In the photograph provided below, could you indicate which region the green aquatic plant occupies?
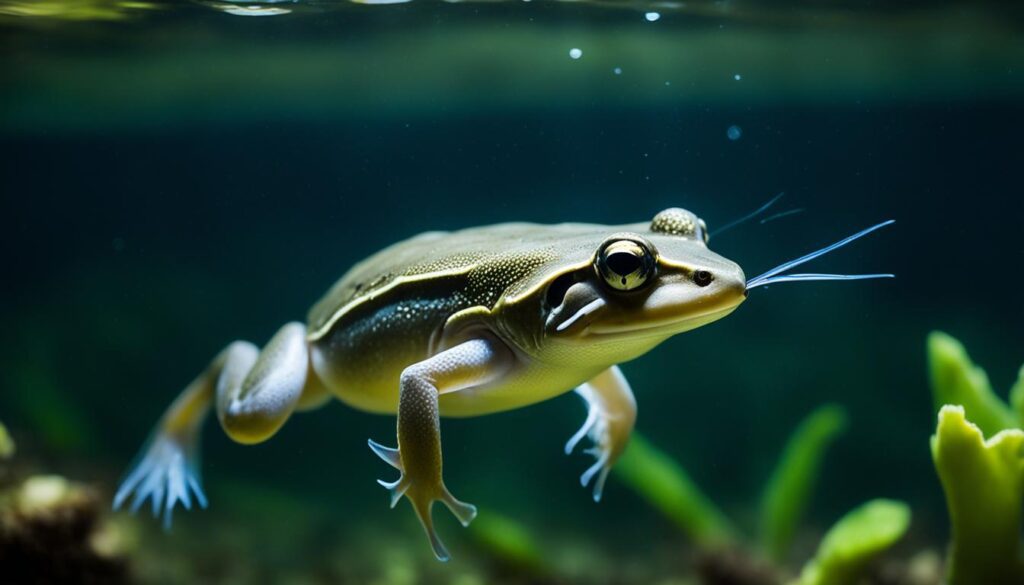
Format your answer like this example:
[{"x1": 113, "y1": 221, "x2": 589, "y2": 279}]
[
  {"x1": 927, "y1": 331, "x2": 1023, "y2": 436},
  {"x1": 615, "y1": 403, "x2": 903, "y2": 577},
  {"x1": 0, "y1": 421, "x2": 14, "y2": 460},
  {"x1": 931, "y1": 405, "x2": 1024, "y2": 585},
  {"x1": 615, "y1": 432, "x2": 736, "y2": 547},
  {"x1": 3, "y1": 337, "x2": 100, "y2": 454},
  {"x1": 467, "y1": 510, "x2": 549, "y2": 575},
  {"x1": 759, "y1": 405, "x2": 847, "y2": 563},
  {"x1": 927, "y1": 332, "x2": 1024, "y2": 585},
  {"x1": 617, "y1": 405, "x2": 846, "y2": 554},
  {"x1": 793, "y1": 499, "x2": 910, "y2": 585}
]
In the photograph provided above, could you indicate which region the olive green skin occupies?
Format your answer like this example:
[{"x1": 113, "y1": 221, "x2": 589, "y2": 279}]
[{"x1": 307, "y1": 215, "x2": 747, "y2": 417}]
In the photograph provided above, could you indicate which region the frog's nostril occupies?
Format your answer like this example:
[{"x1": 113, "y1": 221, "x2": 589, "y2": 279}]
[{"x1": 693, "y1": 270, "x2": 714, "y2": 287}]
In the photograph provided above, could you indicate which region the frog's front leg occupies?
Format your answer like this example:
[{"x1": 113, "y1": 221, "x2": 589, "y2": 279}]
[
  {"x1": 564, "y1": 365, "x2": 637, "y2": 502},
  {"x1": 368, "y1": 336, "x2": 513, "y2": 561}
]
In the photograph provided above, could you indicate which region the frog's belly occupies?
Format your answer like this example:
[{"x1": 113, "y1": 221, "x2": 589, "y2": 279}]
[
  {"x1": 309, "y1": 304, "x2": 601, "y2": 416},
  {"x1": 316, "y1": 342, "x2": 598, "y2": 417},
  {"x1": 436, "y1": 362, "x2": 604, "y2": 417}
]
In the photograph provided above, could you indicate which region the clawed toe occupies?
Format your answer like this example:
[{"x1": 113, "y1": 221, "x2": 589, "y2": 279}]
[{"x1": 368, "y1": 438, "x2": 402, "y2": 469}]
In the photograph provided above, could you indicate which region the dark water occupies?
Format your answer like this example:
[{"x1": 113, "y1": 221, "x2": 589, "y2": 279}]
[{"x1": 1, "y1": 1, "x2": 1023, "y2": 582}]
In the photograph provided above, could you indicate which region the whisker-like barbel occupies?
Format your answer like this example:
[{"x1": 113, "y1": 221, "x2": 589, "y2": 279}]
[
  {"x1": 114, "y1": 204, "x2": 891, "y2": 562},
  {"x1": 759, "y1": 208, "x2": 805, "y2": 225},
  {"x1": 747, "y1": 272, "x2": 894, "y2": 290},
  {"x1": 712, "y1": 192, "x2": 785, "y2": 237},
  {"x1": 746, "y1": 219, "x2": 895, "y2": 289}
]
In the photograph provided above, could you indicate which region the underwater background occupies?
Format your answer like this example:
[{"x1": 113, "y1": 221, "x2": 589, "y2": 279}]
[{"x1": 1, "y1": 1, "x2": 1023, "y2": 583}]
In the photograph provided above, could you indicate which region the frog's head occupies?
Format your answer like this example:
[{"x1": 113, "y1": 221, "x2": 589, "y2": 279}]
[{"x1": 536, "y1": 208, "x2": 746, "y2": 363}]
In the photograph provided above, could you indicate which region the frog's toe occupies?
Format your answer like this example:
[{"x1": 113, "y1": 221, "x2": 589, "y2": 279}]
[
  {"x1": 368, "y1": 439, "x2": 411, "y2": 508},
  {"x1": 564, "y1": 405, "x2": 598, "y2": 455},
  {"x1": 440, "y1": 486, "x2": 477, "y2": 527},
  {"x1": 113, "y1": 434, "x2": 206, "y2": 530},
  {"x1": 377, "y1": 476, "x2": 410, "y2": 508},
  {"x1": 408, "y1": 485, "x2": 477, "y2": 562},
  {"x1": 368, "y1": 438, "x2": 402, "y2": 469},
  {"x1": 368, "y1": 438, "x2": 476, "y2": 561},
  {"x1": 579, "y1": 447, "x2": 612, "y2": 503}
]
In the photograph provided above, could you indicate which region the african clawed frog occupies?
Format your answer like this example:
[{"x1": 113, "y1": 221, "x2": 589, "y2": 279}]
[{"x1": 114, "y1": 207, "x2": 892, "y2": 560}]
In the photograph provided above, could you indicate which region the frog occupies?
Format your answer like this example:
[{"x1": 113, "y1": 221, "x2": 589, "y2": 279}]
[{"x1": 114, "y1": 207, "x2": 892, "y2": 561}]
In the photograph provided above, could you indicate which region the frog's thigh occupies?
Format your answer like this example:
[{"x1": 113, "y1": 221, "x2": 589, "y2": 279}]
[
  {"x1": 216, "y1": 322, "x2": 309, "y2": 445},
  {"x1": 369, "y1": 336, "x2": 514, "y2": 561},
  {"x1": 565, "y1": 365, "x2": 637, "y2": 502}
]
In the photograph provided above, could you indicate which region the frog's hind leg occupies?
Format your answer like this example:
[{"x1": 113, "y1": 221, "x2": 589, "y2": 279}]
[
  {"x1": 368, "y1": 336, "x2": 514, "y2": 561},
  {"x1": 564, "y1": 366, "x2": 637, "y2": 502},
  {"x1": 115, "y1": 322, "x2": 314, "y2": 528},
  {"x1": 113, "y1": 369, "x2": 213, "y2": 529},
  {"x1": 213, "y1": 322, "x2": 308, "y2": 445}
]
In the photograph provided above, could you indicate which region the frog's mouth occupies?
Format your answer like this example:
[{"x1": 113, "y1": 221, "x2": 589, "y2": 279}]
[
  {"x1": 586, "y1": 304, "x2": 741, "y2": 339},
  {"x1": 550, "y1": 276, "x2": 746, "y2": 342}
]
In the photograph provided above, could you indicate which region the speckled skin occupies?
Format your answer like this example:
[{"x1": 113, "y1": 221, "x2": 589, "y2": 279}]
[
  {"x1": 116, "y1": 207, "x2": 749, "y2": 561},
  {"x1": 116, "y1": 208, "x2": 896, "y2": 561},
  {"x1": 309, "y1": 209, "x2": 747, "y2": 559},
  {"x1": 308, "y1": 214, "x2": 747, "y2": 417}
]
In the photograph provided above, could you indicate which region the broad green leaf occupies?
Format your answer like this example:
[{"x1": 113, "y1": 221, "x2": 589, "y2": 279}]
[
  {"x1": 931, "y1": 405, "x2": 1024, "y2": 585},
  {"x1": 1009, "y1": 365, "x2": 1024, "y2": 426},
  {"x1": 795, "y1": 499, "x2": 910, "y2": 585},
  {"x1": 927, "y1": 331, "x2": 1017, "y2": 436}
]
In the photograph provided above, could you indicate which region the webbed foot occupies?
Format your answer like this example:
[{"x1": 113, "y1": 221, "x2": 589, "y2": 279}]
[
  {"x1": 113, "y1": 434, "x2": 207, "y2": 530},
  {"x1": 368, "y1": 438, "x2": 477, "y2": 561}
]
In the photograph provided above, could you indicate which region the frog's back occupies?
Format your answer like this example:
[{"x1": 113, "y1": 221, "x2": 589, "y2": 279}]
[{"x1": 308, "y1": 222, "x2": 606, "y2": 339}]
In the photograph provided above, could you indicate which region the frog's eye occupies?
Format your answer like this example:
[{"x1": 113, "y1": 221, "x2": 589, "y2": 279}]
[{"x1": 597, "y1": 239, "x2": 656, "y2": 292}]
